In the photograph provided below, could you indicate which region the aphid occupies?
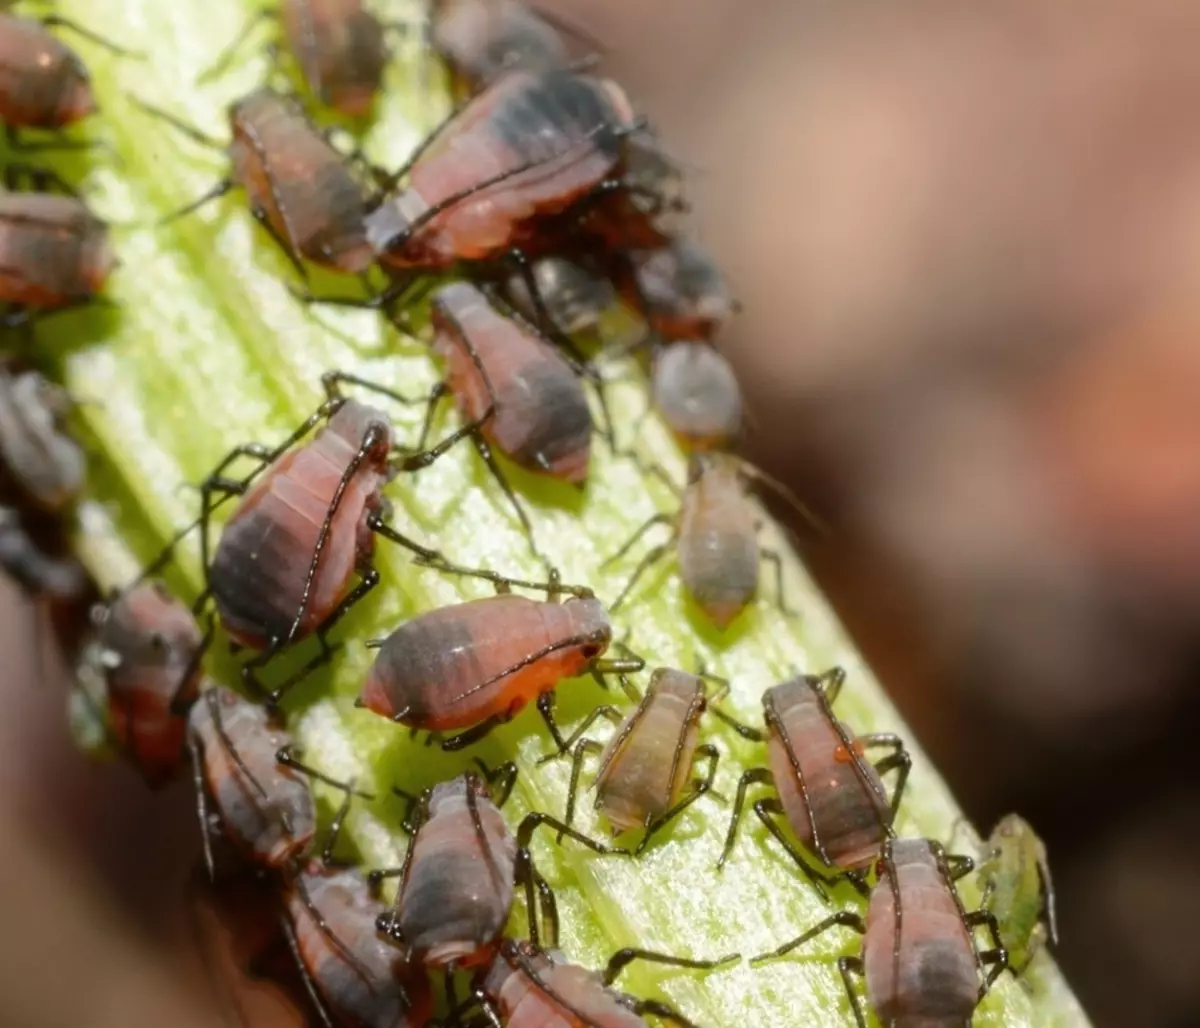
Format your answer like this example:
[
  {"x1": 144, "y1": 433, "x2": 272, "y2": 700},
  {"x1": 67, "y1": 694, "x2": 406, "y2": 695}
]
[
  {"x1": 751, "y1": 838, "x2": 1008, "y2": 1028},
  {"x1": 616, "y1": 239, "x2": 737, "y2": 344},
  {"x1": 0, "y1": 10, "x2": 128, "y2": 135},
  {"x1": 199, "y1": 371, "x2": 441, "y2": 701},
  {"x1": 187, "y1": 684, "x2": 318, "y2": 877},
  {"x1": 716, "y1": 668, "x2": 909, "y2": 898},
  {"x1": 465, "y1": 938, "x2": 738, "y2": 1028},
  {"x1": 0, "y1": 367, "x2": 85, "y2": 510},
  {"x1": 975, "y1": 814, "x2": 1058, "y2": 977},
  {"x1": 135, "y1": 88, "x2": 373, "y2": 275},
  {"x1": 552, "y1": 668, "x2": 759, "y2": 854},
  {"x1": 371, "y1": 763, "x2": 621, "y2": 972},
  {"x1": 583, "y1": 126, "x2": 686, "y2": 252},
  {"x1": 0, "y1": 191, "x2": 115, "y2": 325},
  {"x1": 205, "y1": 1, "x2": 391, "y2": 119},
  {"x1": 605, "y1": 452, "x2": 819, "y2": 628},
  {"x1": 358, "y1": 562, "x2": 643, "y2": 751},
  {"x1": 650, "y1": 342, "x2": 742, "y2": 451},
  {"x1": 364, "y1": 68, "x2": 649, "y2": 282},
  {"x1": 74, "y1": 581, "x2": 209, "y2": 787},
  {"x1": 505, "y1": 255, "x2": 617, "y2": 340},
  {"x1": 0, "y1": 503, "x2": 85, "y2": 600}
]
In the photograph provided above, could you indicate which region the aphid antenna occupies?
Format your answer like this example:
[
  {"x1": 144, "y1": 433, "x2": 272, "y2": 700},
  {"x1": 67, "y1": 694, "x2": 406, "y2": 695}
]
[
  {"x1": 36, "y1": 13, "x2": 145, "y2": 57},
  {"x1": 931, "y1": 842, "x2": 1010, "y2": 991},
  {"x1": 747, "y1": 909, "x2": 865, "y2": 966},
  {"x1": 472, "y1": 758, "x2": 519, "y2": 806},
  {"x1": 130, "y1": 99, "x2": 226, "y2": 151},
  {"x1": 600, "y1": 947, "x2": 740, "y2": 988},
  {"x1": 536, "y1": 703, "x2": 621, "y2": 765},
  {"x1": 275, "y1": 744, "x2": 376, "y2": 801},
  {"x1": 195, "y1": 8, "x2": 275, "y2": 85},
  {"x1": 736, "y1": 457, "x2": 828, "y2": 536},
  {"x1": 411, "y1": 556, "x2": 594, "y2": 600}
]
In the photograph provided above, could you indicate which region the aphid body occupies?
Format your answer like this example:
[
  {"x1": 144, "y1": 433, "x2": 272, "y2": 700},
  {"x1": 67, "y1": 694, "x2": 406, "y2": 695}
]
[
  {"x1": 366, "y1": 69, "x2": 637, "y2": 269},
  {"x1": 976, "y1": 814, "x2": 1057, "y2": 975},
  {"x1": 360, "y1": 591, "x2": 611, "y2": 732},
  {"x1": 432, "y1": 281, "x2": 593, "y2": 483},
  {"x1": 284, "y1": 862, "x2": 431, "y2": 1027},
  {"x1": 209, "y1": 398, "x2": 393, "y2": 651},
  {"x1": 280, "y1": 0, "x2": 389, "y2": 118},
  {"x1": 77, "y1": 582, "x2": 205, "y2": 787},
  {"x1": 506, "y1": 255, "x2": 617, "y2": 337},
  {"x1": 188, "y1": 686, "x2": 316, "y2": 869},
  {"x1": 391, "y1": 773, "x2": 516, "y2": 968},
  {"x1": 864, "y1": 839, "x2": 981, "y2": 1027},
  {"x1": 651, "y1": 342, "x2": 741, "y2": 450},
  {"x1": 0, "y1": 14, "x2": 94, "y2": 129},
  {"x1": 429, "y1": 0, "x2": 570, "y2": 94},
  {"x1": 621, "y1": 240, "x2": 734, "y2": 343},
  {"x1": 0, "y1": 193, "x2": 114, "y2": 311},
  {"x1": 227, "y1": 89, "x2": 374, "y2": 272},
  {"x1": 0, "y1": 369, "x2": 85, "y2": 510}
]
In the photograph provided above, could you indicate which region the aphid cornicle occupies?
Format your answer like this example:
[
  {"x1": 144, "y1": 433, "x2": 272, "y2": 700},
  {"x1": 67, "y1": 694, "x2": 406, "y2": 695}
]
[
  {"x1": 74, "y1": 581, "x2": 208, "y2": 787},
  {"x1": 716, "y1": 668, "x2": 910, "y2": 898},
  {"x1": 200, "y1": 371, "x2": 441, "y2": 702},
  {"x1": 466, "y1": 938, "x2": 738, "y2": 1028},
  {"x1": 551, "y1": 668, "x2": 758, "y2": 854},
  {"x1": 975, "y1": 813, "x2": 1059, "y2": 977},
  {"x1": 0, "y1": 192, "x2": 115, "y2": 323},
  {"x1": 752, "y1": 838, "x2": 1008, "y2": 1028},
  {"x1": 370, "y1": 764, "x2": 621, "y2": 971},
  {"x1": 357, "y1": 563, "x2": 643, "y2": 751},
  {"x1": 0, "y1": 368, "x2": 86, "y2": 510},
  {"x1": 136, "y1": 88, "x2": 373, "y2": 275},
  {"x1": 605, "y1": 452, "x2": 816, "y2": 628}
]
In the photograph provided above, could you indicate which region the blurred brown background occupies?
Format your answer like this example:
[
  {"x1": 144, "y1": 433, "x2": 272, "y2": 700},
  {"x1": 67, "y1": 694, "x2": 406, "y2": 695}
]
[{"x1": 3, "y1": 1, "x2": 1200, "y2": 1025}]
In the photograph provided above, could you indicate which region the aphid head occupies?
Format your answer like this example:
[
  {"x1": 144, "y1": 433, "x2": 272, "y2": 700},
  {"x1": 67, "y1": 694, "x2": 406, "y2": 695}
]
[
  {"x1": 109, "y1": 580, "x2": 205, "y2": 673},
  {"x1": 565, "y1": 596, "x2": 612, "y2": 658},
  {"x1": 326, "y1": 399, "x2": 395, "y2": 467}
]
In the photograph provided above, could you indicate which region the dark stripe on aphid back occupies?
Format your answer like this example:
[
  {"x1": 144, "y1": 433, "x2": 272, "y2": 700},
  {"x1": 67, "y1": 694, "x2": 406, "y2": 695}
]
[
  {"x1": 490, "y1": 71, "x2": 621, "y2": 167},
  {"x1": 503, "y1": 357, "x2": 591, "y2": 470}
]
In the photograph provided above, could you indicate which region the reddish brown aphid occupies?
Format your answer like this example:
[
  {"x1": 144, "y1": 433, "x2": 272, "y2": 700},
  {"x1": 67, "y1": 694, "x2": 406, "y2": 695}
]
[
  {"x1": 187, "y1": 685, "x2": 318, "y2": 876},
  {"x1": 371, "y1": 763, "x2": 620, "y2": 971},
  {"x1": 364, "y1": 68, "x2": 641, "y2": 273},
  {"x1": 468, "y1": 939, "x2": 738, "y2": 1028},
  {"x1": 0, "y1": 13, "x2": 105, "y2": 131},
  {"x1": 617, "y1": 239, "x2": 736, "y2": 344},
  {"x1": 137, "y1": 88, "x2": 373, "y2": 275},
  {"x1": 74, "y1": 581, "x2": 209, "y2": 787},
  {"x1": 583, "y1": 126, "x2": 686, "y2": 252},
  {"x1": 282, "y1": 862, "x2": 432, "y2": 1028},
  {"x1": 0, "y1": 368, "x2": 85, "y2": 510},
  {"x1": 716, "y1": 668, "x2": 910, "y2": 899},
  {"x1": 751, "y1": 838, "x2": 1008, "y2": 1028},
  {"x1": 553, "y1": 668, "x2": 757, "y2": 854},
  {"x1": 200, "y1": 371, "x2": 441, "y2": 701},
  {"x1": 650, "y1": 342, "x2": 742, "y2": 451},
  {"x1": 0, "y1": 192, "x2": 115, "y2": 322},
  {"x1": 506, "y1": 255, "x2": 618, "y2": 339},
  {"x1": 605, "y1": 452, "x2": 818, "y2": 628},
  {"x1": 358, "y1": 563, "x2": 643, "y2": 751}
]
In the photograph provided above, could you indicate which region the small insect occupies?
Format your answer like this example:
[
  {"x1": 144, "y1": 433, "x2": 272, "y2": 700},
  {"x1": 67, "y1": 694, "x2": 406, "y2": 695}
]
[
  {"x1": 370, "y1": 763, "x2": 621, "y2": 973},
  {"x1": 74, "y1": 581, "x2": 209, "y2": 787},
  {"x1": 0, "y1": 9, "x2": 129, "y2": 135},
  {"x1": 974, "y1": 814, "x2": 1058, "y2": 977},
  {"x1": 650, "y1": 342, "x2": 742, "y2": 451},
  {"x1": 134, "y1": 88, "x2": 374, "y2": 276},
  {"x1": 616, "y1": 239, "x2": 736, "y2": 345},
  {"x1": 751, "y1": 838, "x2": 1008, "y2": 1028},
  {"x1": 464, "y1": 938, "x2": 739, "y2": 1028},
  {"x1": 716, "y1": 668, "x2": 910, "y2": 899},
  {"x1": 199, "y1": 371, "x2": 442, "y2": 702},
  {"x1": 0, "y1": 191, "x2": 115, "y2": 326},
  {"x1": 0, "y1": 368, "x2": 85, "y2": 510},
  {"x1": 549, "y1": 668, "x2": 758, "y2": 854},
  {"x1": 505, "y1": 255, "x2": 617, "y2": 341},
  {"x1": 0, "y1": 502, "x2": 85, "y2": 601},
  {"x1": 204, "y1": 1, "x2": 391, "y2": 119},
  {"x1": 583, "y1": 126, "x2": 686, "y2": 252},
  {"x1": 357, "y1": 562, "x2": 643, "y2": 751},
  {"x1": 604, "y1": 452, "x2": 819, "y2": 628}
]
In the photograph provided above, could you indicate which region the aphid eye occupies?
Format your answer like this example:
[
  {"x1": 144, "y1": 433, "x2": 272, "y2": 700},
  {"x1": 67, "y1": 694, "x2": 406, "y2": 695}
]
[{"x1": 581, "y1": 643, "x2": 603, "y2": 659}]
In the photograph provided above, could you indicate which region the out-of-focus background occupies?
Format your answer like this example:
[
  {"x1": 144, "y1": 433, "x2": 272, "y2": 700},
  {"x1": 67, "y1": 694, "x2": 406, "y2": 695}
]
[{"x1": 2, "y1": 1, "x2": 1198, "y2": 1025}]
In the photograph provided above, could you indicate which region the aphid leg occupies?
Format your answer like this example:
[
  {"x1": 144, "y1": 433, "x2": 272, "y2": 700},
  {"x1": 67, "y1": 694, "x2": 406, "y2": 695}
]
[
  {"x1": 439, "y1": 715, "x2": 504, "y2": 752},
  {"x1": 627, "y1": 999, "x2": 704, "y2": 1028},
  {"x1": 321, "y1": 368, "x2": 435, "y2": 409},
  {"x1": 535, "y1": 690, "x2": 568, "y2": 751},
  {"x1": 944, "y1": 852, "x2": 977, "y2": 881},
  {"x1": 562, "y1": 737, "x2": 604, "y2": 836},
  {"x1": 186, "y1": 725, "x2": 218, "y2": 881},
  {"x1": 197, "y1": 8, "x2": 276, "y2": 84},
  {"x1": 635, "y1": 743, "x2": 721, "y2": 856},
  {"x1": 809, "y1": 665, "x2": 847, "y2": 703},
  {"x1": 749, "y1": 911, "x2": 867, "y2": 964},
  {"x1": 963, "y1": 907, "x2": 1010, "y2": 987},
  {"x1": 275, "y1": 745, "x2": 375, "y2": 801},
  {"x1": 38, "y1": 15, "x2": 143, "y2": 56},
  {"x1": 754, "y1": 797, "x2": 847, "y2": 901},
  {"x1": 759, "y1": 547, "x2": 795, "y2": 617},
  {"x1": 835, "y1": 955, "x2": 870, "y2": 1028},
  {"x1": 474, "y1": 758, "x2": 520, "y2": 806},
  {"x1": 367, "y1": 513, "x2": 443, "y2": 563},
  {"x1": 410, "y1": 559, "x2": 594, "y2": 600},
  {"x1": 706, "y1": 696, "x2": 765, "y2": 742},
  {"x1": 471, "y1": 431, "x2": 544, "y2": 562},
  {"x1": 248, "y1": 203, "x2": 308, "y2": 282},
  {"x1": 602, "y1": 947, "x2": 739, "y2": 988},
  {"x1": 859, "y1": 732, "x2": 912, "y2": 823},
  {"x1": 740, "y1": 460, "x2": 828, "y2": 535},
  {"x1": 537, "y1": 704, "x2": 621, "y2": 763},
  {"x1": 531, "y1": 869, "x2": 560, "y2": 949},
  {"x1": 716, "y1": 767, "x2": 773, "y2": 870},
  {"x1": 3, "y1": 161, "x2": 78, "y2": 195},
  {"x1": 277, "y1": 902, "x2": 340, "y2": 1028},
  {"x1": 602, "y1": 512, "x2": 676, "y2": 611}
]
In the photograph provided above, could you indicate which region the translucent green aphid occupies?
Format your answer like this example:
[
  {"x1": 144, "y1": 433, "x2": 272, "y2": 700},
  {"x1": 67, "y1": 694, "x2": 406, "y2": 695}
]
[{"x1": 977, "y1": 813, "x2": 1059, "y2": 976}]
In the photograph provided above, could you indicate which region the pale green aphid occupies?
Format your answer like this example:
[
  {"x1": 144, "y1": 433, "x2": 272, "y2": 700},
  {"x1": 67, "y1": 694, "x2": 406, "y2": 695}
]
[{"x1": 977, "y1": 813, "x2": 1059, "y2": 976}]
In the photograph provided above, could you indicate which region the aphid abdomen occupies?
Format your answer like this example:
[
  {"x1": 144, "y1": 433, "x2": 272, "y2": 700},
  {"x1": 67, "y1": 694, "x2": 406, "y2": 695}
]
[
  {"x1": 766, "y1": 682, "x2": 890, "y2": 870},
  {"x1": 594, "y1": 675, "x2": 702, "y2": 832},
  {"x1": 864, "y1": 842, "x2": 979, "y2": 1026},
  {"x1": 652, "y1": 342, "x2": 742, "y2": 450},
  {"x1": 288, "y1": 866, "x2": 431, "y2": 1028},
  {"x1": 0, "y1": 194, "x2": 113, "y2": 308},
  {"x1": 399, "y1": 785, "x2": 516, "y2": 967},
  {"x1": 432, "y1": 0, "x2": 569, "y2": 91},
  {"x1": 677, "y1": 470, "x2": 758, "y2": 627},
  {"x1": 628, "y1": 241, "x2": 735, "y2": 341},
  {"x1": 361, "y1": 595, "x2": 599, "y2": 729},
  {"x1": 189, "y1": 689, "x2": 316, "y2": 867},
  {"x1": 0, "y1": 17, "x2": 93, "y2": 128},
  {"x1": 282, "y1": 0, "x2": 388, "y2": 118},
  {"x1": 434, "y1": 284, "x2": 593, "y2": 481}
]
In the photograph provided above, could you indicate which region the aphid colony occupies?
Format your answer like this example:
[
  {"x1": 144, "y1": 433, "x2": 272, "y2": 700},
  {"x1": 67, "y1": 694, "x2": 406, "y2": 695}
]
[{"x1": 0, "y1": 2, "x2": 1061, "y2": 1025}]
